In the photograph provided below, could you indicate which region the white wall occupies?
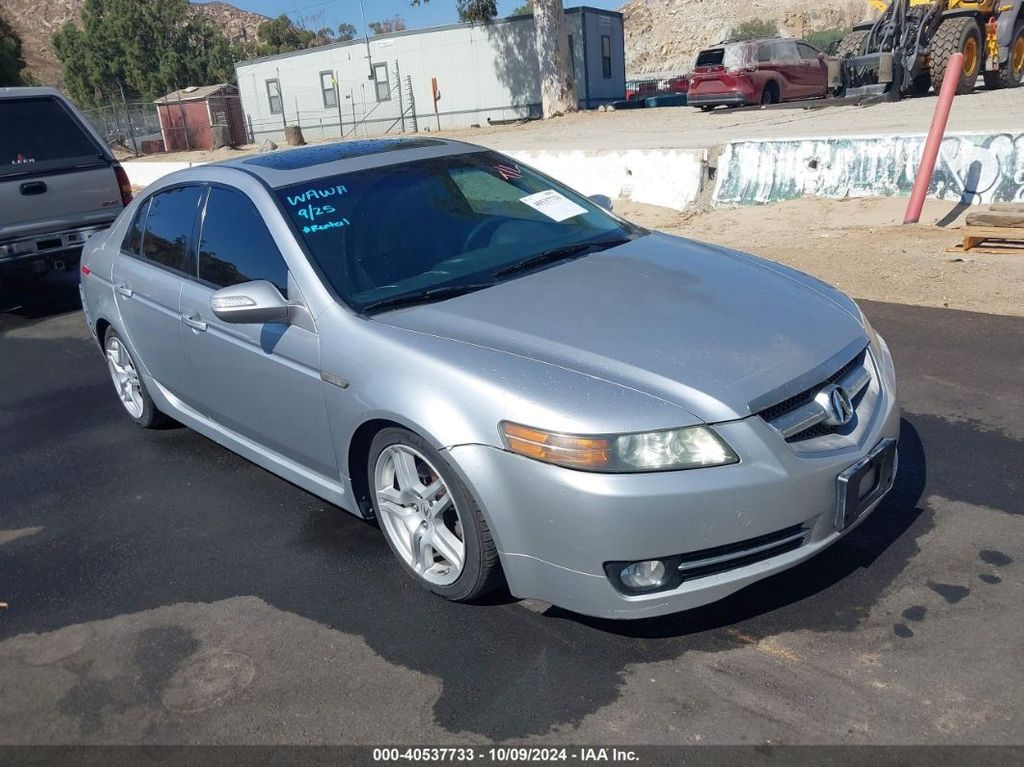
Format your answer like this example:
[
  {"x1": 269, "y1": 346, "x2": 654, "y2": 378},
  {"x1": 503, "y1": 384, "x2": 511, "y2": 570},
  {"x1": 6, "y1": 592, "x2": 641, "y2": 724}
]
[
  {"x1": 122, "y1": 148, "x2": 703, "y2": 212},
  {"x1": 236, "y1": 18, "x2": 543, "y2": 142}
]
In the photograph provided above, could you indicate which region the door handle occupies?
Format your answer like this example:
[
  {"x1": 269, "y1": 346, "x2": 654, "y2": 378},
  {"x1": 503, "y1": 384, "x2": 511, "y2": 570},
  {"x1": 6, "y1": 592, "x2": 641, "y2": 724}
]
[
  {"x1": 114, "y1": 283, "x2": 133, "y2": 298},
  {"x1": 182, "y1": 312, "x2": 208, "y2": 332}
]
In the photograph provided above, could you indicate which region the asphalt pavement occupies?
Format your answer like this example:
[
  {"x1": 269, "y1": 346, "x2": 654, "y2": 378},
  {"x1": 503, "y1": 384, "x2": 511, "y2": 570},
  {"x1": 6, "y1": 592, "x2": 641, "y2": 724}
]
[{"x1": 0, "y1": 271, "x2": 1021, "y2": 745}]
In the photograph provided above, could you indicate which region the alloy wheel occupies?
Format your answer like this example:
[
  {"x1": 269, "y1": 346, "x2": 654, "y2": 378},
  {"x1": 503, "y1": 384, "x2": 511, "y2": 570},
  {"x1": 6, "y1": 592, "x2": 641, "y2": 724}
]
[
  {"x1": 373, "y1": 444, "x2": 466, "y2": 586},
  {"x1": 104, "y1": 335, "x2": 144, "y2": 418}
]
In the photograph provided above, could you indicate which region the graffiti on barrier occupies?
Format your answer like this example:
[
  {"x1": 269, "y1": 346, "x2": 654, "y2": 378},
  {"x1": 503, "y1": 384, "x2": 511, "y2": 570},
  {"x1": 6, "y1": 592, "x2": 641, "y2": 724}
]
[{"x1": 713, "y1": 132, "x2": 1024, "y2": 206}]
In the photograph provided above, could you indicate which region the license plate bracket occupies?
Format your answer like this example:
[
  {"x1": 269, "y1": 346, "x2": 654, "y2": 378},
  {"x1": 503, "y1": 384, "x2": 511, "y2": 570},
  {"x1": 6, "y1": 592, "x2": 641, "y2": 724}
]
[{"x1": 835, "y1": 438, "x2": 897, "y2": 531}]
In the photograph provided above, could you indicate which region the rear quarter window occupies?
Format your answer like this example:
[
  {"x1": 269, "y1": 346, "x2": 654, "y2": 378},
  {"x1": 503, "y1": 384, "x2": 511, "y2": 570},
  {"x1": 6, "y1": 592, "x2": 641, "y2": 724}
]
[{"x1": 0, "y1": 96, "x2": 104, "y2": 177}]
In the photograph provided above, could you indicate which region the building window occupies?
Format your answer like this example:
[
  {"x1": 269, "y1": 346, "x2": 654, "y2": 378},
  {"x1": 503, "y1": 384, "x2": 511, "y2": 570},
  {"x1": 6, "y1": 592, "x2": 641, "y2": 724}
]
[
  {"x1": 373, "y1": 62, "x2": 390, "y2": 102},
  {"x1": 601, "y1": 35, "x2": 612, "y2": 79},
  {"x1": 568, "y1": 34, "x2": 576, "y2": 78},
  {"x1": 320, "y1": 71, "x2": 338, "y2": 109},
  {"x1": 266, "y1": 79, "x2": 283, "y2": 114}
]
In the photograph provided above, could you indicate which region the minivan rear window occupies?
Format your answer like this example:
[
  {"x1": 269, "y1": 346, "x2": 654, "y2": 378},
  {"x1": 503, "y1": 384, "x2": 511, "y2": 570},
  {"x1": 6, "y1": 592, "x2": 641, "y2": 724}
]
[
  {"x1": 695, "y1": 46, "x2": 746, "y2": 69},
  {"x1": 695, "y1": 48, "x2": 724, "y2": 67},
  {"x1": 0, "y1": 97, "x2": 105, "y2": 178}
]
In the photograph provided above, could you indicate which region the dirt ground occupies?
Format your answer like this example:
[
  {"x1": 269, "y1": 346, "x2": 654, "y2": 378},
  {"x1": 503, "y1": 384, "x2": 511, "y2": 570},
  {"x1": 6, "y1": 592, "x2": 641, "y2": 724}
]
[{"x1": 615, "y1": 196, "x2": 1024, "y2": 318}]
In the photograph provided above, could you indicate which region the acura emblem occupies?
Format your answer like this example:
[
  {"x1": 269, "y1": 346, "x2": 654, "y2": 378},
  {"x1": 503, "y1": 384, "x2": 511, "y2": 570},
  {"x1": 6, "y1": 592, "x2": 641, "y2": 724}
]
[{"x1": 824, "y1": 385, "x2": 854, "y2": 426}]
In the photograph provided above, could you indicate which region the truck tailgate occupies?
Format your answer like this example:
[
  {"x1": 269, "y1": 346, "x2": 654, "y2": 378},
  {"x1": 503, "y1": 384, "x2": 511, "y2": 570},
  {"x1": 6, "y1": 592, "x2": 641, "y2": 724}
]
[
  {"x1": 1, "y1": 164, "x2": 123, "y2": 239},
  {"x1": 1, "y1": 94, "x2": 123, "y2": 240}
]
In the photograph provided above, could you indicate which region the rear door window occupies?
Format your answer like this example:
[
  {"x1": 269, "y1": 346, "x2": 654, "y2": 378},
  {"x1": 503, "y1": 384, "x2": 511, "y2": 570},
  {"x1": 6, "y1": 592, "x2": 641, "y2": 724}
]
[
  {"x1": 141, "y1": 186, "x2": 203, "y2": 275},
  {"x1": 798, "y1": 43, "x2": 821, "y2": 60},
  {"x1": 773, "y1": 41, "x2": 800, "y2": 62},
  {"x1": 0, "y1": 97, "x2": 105, "y2": 178},
  {"x1": 198, "y1": 187, "x2": 289, "y2": 297}
]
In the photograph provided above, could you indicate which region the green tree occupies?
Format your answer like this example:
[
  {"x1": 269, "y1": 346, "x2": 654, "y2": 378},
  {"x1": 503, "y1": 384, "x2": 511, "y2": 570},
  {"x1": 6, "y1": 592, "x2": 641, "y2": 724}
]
[
  {"x1": 256, "y1": 14, "x2": 316, "y2": 53},
  {"x1": 53, "y1": 0, "x2": 238, "y2": 107},
  {"x1": 805, "y1": 26, "x2": 851, "y2": 54},
  {"x1": 511, "y1": 2, "x2": 533, "y2": 14},
  {"x1": 727, "y1": 19, "x2": 780, "y2": 40},
  {"x1": 457, "y1": 0, "x2": 498, "y2": 23},
  {"x1": 337, "y1": 22, "x2": 357, "y2": 42},
  {"x1": 0, "y1": 12, "x2": 28, "y2": 86},
  {"x1": 368, "y1": 16, "x2": 407, "y2": 35}
]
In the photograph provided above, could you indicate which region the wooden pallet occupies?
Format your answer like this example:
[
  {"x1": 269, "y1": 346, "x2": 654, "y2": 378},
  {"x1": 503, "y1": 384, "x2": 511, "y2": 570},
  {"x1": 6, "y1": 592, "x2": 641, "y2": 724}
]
[{"x1": 949, "y1": 225, "x2": 1024, "y2": 255}]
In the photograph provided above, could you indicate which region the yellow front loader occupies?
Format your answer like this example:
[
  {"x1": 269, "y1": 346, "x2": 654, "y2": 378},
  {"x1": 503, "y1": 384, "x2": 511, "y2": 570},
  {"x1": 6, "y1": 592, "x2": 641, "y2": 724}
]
[{"x1": 836, "y1": 0, "x2": 1024, "y2": 97}]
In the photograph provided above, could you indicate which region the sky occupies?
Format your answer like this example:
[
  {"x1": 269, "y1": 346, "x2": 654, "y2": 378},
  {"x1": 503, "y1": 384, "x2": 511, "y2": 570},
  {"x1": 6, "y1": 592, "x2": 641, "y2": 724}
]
[{"x1": 225, "y1": 0, "x2": 623, "y2": 36}]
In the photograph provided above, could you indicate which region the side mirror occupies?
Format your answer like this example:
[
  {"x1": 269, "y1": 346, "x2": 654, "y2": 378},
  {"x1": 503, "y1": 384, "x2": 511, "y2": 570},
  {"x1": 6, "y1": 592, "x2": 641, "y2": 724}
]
[
  {"x1": 210, "y1": 280, "x2": 289, "y2": 325},
  {"x1": 589, "y1": 193, "x2": 613, "y2": 212}
]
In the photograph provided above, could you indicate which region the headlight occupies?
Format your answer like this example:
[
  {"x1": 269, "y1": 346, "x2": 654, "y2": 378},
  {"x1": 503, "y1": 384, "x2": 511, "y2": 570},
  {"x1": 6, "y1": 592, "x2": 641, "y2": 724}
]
[{"x1": 500, "y1": 422, "x2": 739, "y2": 472}]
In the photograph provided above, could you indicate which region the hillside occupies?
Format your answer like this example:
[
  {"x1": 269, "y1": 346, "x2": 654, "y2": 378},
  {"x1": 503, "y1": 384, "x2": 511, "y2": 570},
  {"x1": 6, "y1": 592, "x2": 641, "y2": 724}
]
[
  {"x1": 3, "y1": 0, "x2": 267, "y2": 87},
  {"x1": 622, "y1": 0, "x2": 873, "y2": 76}
]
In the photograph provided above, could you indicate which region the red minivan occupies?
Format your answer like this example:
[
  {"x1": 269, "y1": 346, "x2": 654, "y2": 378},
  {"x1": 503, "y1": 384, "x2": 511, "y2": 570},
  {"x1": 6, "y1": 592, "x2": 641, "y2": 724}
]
[{"x1": 688, "y1": 37, "x2": 832, "y2": 110}]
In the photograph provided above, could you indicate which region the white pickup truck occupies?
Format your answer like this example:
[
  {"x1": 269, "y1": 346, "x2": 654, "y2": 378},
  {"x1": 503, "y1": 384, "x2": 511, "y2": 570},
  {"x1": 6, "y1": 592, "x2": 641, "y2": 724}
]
[{"x1": 1, "y1": 87, "x2": 132, "y2": 281}]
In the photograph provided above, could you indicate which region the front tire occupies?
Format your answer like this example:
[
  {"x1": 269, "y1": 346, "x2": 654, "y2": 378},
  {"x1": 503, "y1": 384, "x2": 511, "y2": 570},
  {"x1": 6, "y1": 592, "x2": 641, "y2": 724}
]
[
  {"x1": 368, "y1": 427, "x2": 503, "y2": 602},
  {"x1": 929, "y1": 17, "x2": 982, "y2": 95},
  {"x1": 103, "y1": 328, "x2": 168, "y2": 428}
]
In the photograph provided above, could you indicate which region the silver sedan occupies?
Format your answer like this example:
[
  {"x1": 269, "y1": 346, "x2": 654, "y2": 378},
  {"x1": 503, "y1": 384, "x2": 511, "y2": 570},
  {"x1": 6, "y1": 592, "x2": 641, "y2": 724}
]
[{"x1": 79, "y1": 138, "x2": 899, "y2": 619}]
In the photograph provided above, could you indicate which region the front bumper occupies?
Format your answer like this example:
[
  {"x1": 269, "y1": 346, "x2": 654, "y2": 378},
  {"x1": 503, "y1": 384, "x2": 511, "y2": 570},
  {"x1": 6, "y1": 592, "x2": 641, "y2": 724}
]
[{"x1": 446, "y1": 343, "x2": 900, "y2": 620}]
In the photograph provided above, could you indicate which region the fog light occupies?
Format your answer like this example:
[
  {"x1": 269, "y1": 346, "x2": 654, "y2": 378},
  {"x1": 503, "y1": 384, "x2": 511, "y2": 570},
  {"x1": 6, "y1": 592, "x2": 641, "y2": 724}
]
[{"x1": 620, "y1": 560, "x2": 667, "y2": 590}]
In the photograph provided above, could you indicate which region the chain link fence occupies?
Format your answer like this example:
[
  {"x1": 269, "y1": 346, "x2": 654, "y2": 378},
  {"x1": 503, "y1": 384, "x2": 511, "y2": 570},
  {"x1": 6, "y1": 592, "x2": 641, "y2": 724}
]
[
  {"x1": 79, "y1": 64, "x2": 419, "y2": 156},
  {"x1": 246, "y1": 63, "x2": 418, "y2": 144},
  {"x1": 80, "y1": 101, "x2": 163, "y2": 156}
]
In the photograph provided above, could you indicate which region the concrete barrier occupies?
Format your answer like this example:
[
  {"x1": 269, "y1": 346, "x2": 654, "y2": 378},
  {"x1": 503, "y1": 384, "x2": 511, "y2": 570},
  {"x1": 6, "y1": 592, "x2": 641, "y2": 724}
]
[
  {"x1": 124, "y1": 149, "x2": 705, "y2": 211},
  {"x1": 506, "y1": 149, "x2": 702, "y2": 211},
  {"x1": 122, "y1": 161, "x2": 198, "y2": 189},
  {"x1": 714, "y1": 131, "x2": 1024, "y2": 207}
]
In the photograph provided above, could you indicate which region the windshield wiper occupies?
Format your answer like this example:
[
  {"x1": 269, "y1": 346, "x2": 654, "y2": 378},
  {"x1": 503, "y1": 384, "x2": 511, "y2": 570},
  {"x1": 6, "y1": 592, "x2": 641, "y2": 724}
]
[
  {"x1": 362, "y1": 282, "x2": 496, "y2": 314},
  {"x1": 494, "y1": 235, "x2": 632, "y2": 280}
]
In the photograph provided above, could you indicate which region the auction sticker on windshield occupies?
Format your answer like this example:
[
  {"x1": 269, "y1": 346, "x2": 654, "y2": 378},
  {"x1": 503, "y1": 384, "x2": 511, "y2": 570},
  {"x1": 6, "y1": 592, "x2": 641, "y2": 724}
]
[{"x1": 520, "y1": 190, "x2": 587, "y2": 222}]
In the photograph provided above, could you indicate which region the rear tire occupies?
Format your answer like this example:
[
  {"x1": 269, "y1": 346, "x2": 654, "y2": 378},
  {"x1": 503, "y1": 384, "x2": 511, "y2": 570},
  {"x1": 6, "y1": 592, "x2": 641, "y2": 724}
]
[
  {"x1": 983, "y1": 22, "x2": 1024, "y2": 89},
  {"x1": 102, "y1": 327, "x2": 168, "y2": 429},
  {"x1": 760, "y1": 83, "x2": 778, "y2": 105},
  {"x1": 929, "y1": 17, "x2": 983, "y2": 95}
]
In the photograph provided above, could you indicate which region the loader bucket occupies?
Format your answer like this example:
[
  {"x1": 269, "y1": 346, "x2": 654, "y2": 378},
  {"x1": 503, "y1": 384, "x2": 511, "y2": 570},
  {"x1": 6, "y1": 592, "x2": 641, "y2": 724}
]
[{"x1": 842, "y1": 52, "x2": 897, "y2": 98}]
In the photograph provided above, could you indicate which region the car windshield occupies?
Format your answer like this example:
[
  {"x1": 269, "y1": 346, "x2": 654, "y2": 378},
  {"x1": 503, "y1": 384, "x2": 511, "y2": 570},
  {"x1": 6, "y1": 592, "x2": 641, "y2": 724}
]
[{"x1": 275, "y1": 151, "x2": 640, "y2": 313}]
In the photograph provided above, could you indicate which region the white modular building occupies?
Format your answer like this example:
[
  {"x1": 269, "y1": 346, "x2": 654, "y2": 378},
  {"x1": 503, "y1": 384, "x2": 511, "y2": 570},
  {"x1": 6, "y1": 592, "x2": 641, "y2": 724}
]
[{"x1": 234, "y1": 7, "x2": 625, "y2": 143}]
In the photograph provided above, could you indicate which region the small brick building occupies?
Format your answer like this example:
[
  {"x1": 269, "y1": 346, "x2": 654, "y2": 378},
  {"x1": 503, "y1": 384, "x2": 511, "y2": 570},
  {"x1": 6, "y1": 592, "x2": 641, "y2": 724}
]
[{"x1": 155, "y1": 84, "x2": 247, "y2": 152}]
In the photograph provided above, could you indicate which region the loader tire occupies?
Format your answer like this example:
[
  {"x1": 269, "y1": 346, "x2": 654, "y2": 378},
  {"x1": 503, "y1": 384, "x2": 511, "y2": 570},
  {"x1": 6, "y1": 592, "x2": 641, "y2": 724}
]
[
  {"x1": 836, "y1": 30, "x2": 869, "y2": 60},
  {"x1": 982, "y1": 22, "x2": 1024, "y2": 90},
  {"x1": 929, "y1": 17, "x2": 982, "y2": 95}
]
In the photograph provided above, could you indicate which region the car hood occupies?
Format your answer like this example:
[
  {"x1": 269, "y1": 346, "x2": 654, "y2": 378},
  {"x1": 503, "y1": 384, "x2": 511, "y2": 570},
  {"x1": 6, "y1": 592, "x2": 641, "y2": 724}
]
[{"x1": 378, "y1": 233, "x2": 869, "y2": 423}]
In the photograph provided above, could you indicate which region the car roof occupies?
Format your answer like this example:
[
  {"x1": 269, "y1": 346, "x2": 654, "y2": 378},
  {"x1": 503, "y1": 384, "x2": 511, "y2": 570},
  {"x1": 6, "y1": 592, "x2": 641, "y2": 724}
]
[
  {"x1": 703, "y1": 37, "x2": 799, "y2": 50},
  {"x1": 0, "y1": 86, "x2": 71, "y2": 101},
  {"x1": 217, "y1": 137, "x2": 486, "y2": 189}
]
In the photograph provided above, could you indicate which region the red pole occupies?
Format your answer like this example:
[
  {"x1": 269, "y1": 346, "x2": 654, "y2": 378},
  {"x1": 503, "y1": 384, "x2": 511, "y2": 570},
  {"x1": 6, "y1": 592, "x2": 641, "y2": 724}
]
[{"x1": 904, "y1": 53, "x2": 963, "y2": 224}]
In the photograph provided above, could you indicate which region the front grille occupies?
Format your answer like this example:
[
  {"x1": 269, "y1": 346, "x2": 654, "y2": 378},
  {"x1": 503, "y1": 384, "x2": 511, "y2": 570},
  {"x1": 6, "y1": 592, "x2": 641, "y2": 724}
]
[
  {"x1": 758, "y1": 351, "x2": 864, "y2": 423},
  {"x1": 757, "y1": 348, "x2": 873, "y2": 444}
]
